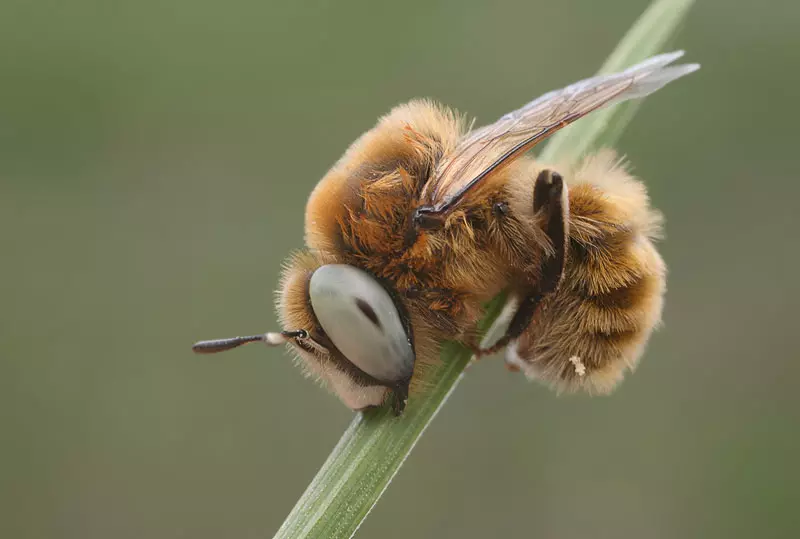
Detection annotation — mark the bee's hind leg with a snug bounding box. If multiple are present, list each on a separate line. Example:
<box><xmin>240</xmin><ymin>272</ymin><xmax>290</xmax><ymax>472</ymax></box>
<box><xmin>472</xmin><ymin>169</ymin><xmax>569</xmax><ymax>357</ymax></box>
<box><xmin>471</xmin><ymin>293</ymin><xmax>546</xmax><ymax>357</ymax></box>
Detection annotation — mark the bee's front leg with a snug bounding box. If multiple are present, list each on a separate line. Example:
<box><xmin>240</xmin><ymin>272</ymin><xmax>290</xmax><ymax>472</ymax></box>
<box><xmin>473</xmin><ymin>169</ymin><xmax>569</xmax><ymax>357</ymax></box>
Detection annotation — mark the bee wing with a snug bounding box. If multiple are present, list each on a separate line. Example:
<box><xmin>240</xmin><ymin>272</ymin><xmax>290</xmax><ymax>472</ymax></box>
<box><xmin>419</xmin><ymin>51</ymin><xmax>699</xmax><ymax>213</ymax></box>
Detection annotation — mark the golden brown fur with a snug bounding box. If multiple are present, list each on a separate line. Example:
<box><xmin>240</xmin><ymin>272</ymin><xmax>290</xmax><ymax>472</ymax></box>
<box><xmin>278</xmin><ymin>102</ymin><xmax>665</xmax><ymax>404</ymax></box>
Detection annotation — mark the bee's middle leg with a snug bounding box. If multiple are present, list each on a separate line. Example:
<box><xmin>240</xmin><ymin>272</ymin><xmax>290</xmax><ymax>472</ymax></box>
<box><xmin>473</xmin><ymin>169</ymin><xmax>569</xmax><ymax>357</ymax></box>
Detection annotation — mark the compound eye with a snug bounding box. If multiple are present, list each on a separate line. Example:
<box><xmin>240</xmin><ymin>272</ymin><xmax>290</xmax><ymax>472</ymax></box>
<box><xmin>308</xmin><ymin>265</ymin><xmax>414</xmax><ymax>384</ymax></box>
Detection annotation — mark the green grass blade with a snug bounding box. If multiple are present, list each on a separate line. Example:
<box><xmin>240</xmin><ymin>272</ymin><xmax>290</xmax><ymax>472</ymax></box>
<box><xmin>274</xmin><ymin>1</ymin><xmax>695</xmax><ymax>537</ymax></box>
<box><xmin>274</xmin><ymin>295</ymin><xmax>507</xmax><ymax>539</ymax></box>
<box><xmin>539</xmin><ymin>0</ymin><xmax>696</xmax><ymax>163</ymax></box>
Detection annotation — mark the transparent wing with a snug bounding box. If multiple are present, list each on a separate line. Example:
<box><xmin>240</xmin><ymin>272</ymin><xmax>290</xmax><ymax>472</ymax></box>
<box><xmin>419</xmin><ymin>51</ymin><xmax>699</xmax><ymax>212</ymax></box>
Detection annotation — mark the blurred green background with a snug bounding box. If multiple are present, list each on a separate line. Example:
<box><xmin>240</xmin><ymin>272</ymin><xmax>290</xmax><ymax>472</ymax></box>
<box><xmin>2</xmin><ymin>1</ymin><xmax>798</xmax><ymax>537</ymax></box>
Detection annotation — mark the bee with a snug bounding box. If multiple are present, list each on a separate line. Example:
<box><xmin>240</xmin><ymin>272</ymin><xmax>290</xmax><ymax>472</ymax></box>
<box><xmin>193</xmin><ymin>51</ymin><xmax>699</xmax><ymax>414</ymax></box>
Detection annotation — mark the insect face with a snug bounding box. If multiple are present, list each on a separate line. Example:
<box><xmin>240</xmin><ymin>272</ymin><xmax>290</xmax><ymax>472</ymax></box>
<box><xmin>193</xmin><ymin>258</ymin><xmax>415</xmax><ymax>413</ymax></box>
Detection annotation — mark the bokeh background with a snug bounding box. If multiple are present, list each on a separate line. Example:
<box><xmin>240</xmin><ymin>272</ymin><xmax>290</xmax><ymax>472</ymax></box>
<box><xmin>2</xmin><ymin>1</ymin><xmax>798</xmax><ymax>537</ymax></box>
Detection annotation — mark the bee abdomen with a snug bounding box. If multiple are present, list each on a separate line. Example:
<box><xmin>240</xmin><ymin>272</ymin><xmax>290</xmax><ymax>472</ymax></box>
<box><xmin>507</xmin><ymin>151</ymin><xmax>665</xmax><ymax>394</ymax></box>
<box><xmin>509</xmin><ymin>240</ymin><xmax>664</xmax><ymax>394</ymax></box>
<box><xmin>570</xmin><ymin>238</ymin><xmax>665</xmax><ymax>335</ymax></box>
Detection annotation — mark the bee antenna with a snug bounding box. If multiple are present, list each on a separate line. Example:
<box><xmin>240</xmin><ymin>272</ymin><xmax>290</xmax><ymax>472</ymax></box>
<box><xmin>191</xmin><ymin>330</ymin><xmax>307</xmax><ymax>354</ymax></box>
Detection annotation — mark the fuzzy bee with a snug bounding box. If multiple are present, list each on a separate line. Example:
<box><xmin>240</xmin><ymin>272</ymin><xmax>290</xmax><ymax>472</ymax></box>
<box><xmin>193</xmin><ymin>52</ymin><xmax>699</xmax><ymax>414</ymax></box>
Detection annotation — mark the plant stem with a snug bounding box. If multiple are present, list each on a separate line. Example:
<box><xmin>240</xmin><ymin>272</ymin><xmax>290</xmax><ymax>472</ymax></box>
<box><xmin>540</xmin><ymin>0</ymin><xmax>696</xmax><ymax>163</ymax></box>
<box><xmin>274</xmin><ymin>1</ymin><xmax>695</xmax><ymax>537</ymax></box>
<box><xmin>274</xmin><ymin>296</ymin><xmax>506</xmax><ymax>539</ymax></box>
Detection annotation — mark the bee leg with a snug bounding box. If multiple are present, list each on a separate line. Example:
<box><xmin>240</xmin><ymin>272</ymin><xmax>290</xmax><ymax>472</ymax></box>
<box><xmin>474</xmin><ymin>169</ymin><xmax>569</xmax><ymax>357</ymax></box>
<box><xmin>532</xmin><ymin>169</ymin><xmax>569</xmax><ymax>291</ymax></box>
<box><xmin>389</xmin><ymin>380</ymin><xmax>410</xmax><ymax>415</ymax></box>
<box><xmin>472</xmin><ymin>293</ymin><xmax>545</xmax><ymax>356</ymax></box>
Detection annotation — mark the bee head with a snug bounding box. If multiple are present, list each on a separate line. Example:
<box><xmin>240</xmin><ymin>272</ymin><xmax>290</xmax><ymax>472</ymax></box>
<box><xmin>192</xmin><ymin>253</ymin><xmax>415</xmax><ymax>413</ymax></box>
